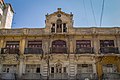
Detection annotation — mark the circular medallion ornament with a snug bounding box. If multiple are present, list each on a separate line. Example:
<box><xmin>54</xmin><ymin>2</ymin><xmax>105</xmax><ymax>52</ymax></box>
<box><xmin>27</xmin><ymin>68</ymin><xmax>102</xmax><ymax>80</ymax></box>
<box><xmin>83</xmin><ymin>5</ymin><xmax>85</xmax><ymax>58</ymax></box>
<box><xmin>57</xmin><ymin>14</ymin><xmax>61</xmax><ymax>17</ymax></box>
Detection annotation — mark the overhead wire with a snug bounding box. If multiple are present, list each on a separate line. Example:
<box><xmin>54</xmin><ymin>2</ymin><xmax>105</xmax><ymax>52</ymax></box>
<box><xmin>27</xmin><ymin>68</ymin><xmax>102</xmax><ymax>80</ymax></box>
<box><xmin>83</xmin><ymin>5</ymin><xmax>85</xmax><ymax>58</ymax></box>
<box><xmin>90</xmin><ymin>0</ymin><xmax>97</xmax><ymax>26</ymax></box>
<box><xmin>100</xmin><ymin>0</ymin><xmax>105</xmax><ymax>27</ymax></box>
<box><xmin>83</xmin><ymin>0</ymin><xmax>89</xmax><ymax>27</ymax></box>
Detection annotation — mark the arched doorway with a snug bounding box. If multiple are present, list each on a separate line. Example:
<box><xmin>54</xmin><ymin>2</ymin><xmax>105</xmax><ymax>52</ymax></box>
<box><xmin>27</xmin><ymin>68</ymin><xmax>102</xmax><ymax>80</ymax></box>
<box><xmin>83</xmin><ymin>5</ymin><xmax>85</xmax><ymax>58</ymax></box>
<box><xmin>50</xmin><ymin>63</ymin><xmax>68</xmax><ymax>79</ymax></box>
<box><xmin>56</xmin><ymin>63</ymin><xmax>62</xmax><ymax>73</ymax></box>
<box><xmin>51</xmin><ymin>40</ymin><xmax>67</xmax><ymax>54</ymax></box>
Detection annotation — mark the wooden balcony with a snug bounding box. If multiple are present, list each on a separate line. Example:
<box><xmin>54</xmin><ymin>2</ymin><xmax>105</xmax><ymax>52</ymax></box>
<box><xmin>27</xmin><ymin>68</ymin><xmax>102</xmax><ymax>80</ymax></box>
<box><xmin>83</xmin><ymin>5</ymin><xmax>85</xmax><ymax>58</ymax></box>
<box><xmin>1</xmin><ymin>48</ymin><xmax>19</xmax><ymax>54</ymax></box>
<box><xmin>76</xmin><ymin>47</ymin><xmax>94</xmax><ymax>54</ymax></box>
<box><xmin>102</xmin><ymin>73</ymin><xmax>120</xmax><ymax>80</ymax></box>
<box><xmin>50</xmin><ymin>47</ymin><xmax>67</xmax><ymax>54</ymax></box>
<box><xmin>76</xmin><ymin>73</ymin><xmax>98</xmax><ymax>80</ymax></box>
<box><xmin>24</xmin><ymin>48</ymin><xmax>43</xmax><ymax>54</ymax></box>
<box><xmin>100</xmin><ymin>47</ymin><xmax>119</xmax><ymax>54</ymax></box>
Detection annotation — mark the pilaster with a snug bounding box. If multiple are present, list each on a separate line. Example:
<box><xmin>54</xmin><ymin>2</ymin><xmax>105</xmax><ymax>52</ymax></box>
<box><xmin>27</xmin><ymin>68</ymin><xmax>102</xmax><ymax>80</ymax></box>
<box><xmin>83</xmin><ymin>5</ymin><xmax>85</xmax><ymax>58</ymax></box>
<box><xmin>92</xmin><ymin>35</ymin><xmax>99</xmax><ymax>54</ymax></box>
<box><xmin>20</xmin><ymin>37</ymin><xmax>26</xmax><ymax>54</ymax></box>
<box><xmin>0</xmin><ymin>37</ymin><xmax>5</xmax><ymax>48</ymax></box>
<box><xmin>0</xmin><ymin>38</ymin><xmax>4</xmax><ymax>73</ymax></box>
<box><xmin>18</xmin><ymin>55</ymin><xmax>24</xmax><ymax>79</ymax></box>
<box><xmin>116</xmin><ymin>35</ymin><xmax>120</xmax><ymax>52</ymax></box>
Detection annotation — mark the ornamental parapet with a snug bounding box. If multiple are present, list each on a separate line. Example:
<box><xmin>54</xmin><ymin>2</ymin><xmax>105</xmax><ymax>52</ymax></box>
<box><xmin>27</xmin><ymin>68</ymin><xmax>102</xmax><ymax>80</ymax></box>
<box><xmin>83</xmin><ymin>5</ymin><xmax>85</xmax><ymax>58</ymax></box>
<box><xmin>0</xmin><ymin>28</ymin><xmax>45</xmax><ymax>36</ymax></box>
<box><xmin>74</xmin><ymin>27</ymin><xmax>120</xmax><ymax>35</ymax></box>
<box><xmin>0</xmin><ymin>27</ymin><xmax>120</xmax><ymax>36</ymax></box>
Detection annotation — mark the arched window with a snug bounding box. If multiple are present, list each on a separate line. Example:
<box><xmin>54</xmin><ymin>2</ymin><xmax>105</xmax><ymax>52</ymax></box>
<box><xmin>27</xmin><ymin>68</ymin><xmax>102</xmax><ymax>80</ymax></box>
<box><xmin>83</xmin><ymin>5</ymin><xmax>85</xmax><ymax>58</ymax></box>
<box><xmin>56</xmin><ymin>19</ymin><xmax>62</xmax><ymax>33</ymax></box>
<box><xmin>63</xmin><ymin>23</ymin><xmax>67</xmax><ymax>32</ymax></box>
<box><xmin>51</xmin><ymin>23</ymin><xmax>55</xmax><ymax>33</ymax></box>
<box><xmin>51</xmin><ymin>40</ymin><xmax>67</xmax><ymax>54</ymax></box>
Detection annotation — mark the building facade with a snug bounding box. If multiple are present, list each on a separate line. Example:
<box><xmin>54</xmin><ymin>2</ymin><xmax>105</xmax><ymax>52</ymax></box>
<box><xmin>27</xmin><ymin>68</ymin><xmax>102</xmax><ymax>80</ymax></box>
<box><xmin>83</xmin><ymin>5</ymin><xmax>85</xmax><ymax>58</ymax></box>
<box><xmin>0</xmin><ymin>7</ymin><xmax>120</xmax><ymax>80</ymax></box>
<box><xmin>0</xmin><ymin>0</ymin><xmax>14</xmax><ymax>29</ymax></box>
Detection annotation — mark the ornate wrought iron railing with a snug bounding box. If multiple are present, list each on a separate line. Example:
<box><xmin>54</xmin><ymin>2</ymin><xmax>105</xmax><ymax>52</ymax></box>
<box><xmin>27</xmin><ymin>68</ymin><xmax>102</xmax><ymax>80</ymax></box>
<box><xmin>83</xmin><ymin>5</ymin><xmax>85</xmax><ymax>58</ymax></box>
<box><xmin>22</xmin><ymin>73</ymin><xmax>42</xmax><ymax>80</ymax></box>
<box><xmin>101</xmin><ymin>73</ymin><xmax>120</xmax><ymax>80</ymax></box>
<box><xmin>0</xmin><ymin>73</ymin><xmax>17</xmax><ymax>80</ymax></box>
<box><xmin>76</xmin><ymin>73</ymin><xmax>98</xmax><ymax>80</ymax></box>
<box><xmin>76</xmin><ymin>47</ymin><xmax>94</xmax><ymax>54</ymax></box>
<box><xmin>100</xmin><ymin>47</ymin><xmax>119</xmax><ymax>54</ymax></box>
<box><xmin>49</xmin><ymin>73</ymin><xmax>68</xmax><ymax>79</ymax></box>
<box><xmin>50</xmin><ymin>47</ymin><xmax>68</xmax><ymax>54</ymax></box>
<box><xmin>24</xmin><ymin>48</ymin><xmax>43</xmax><ymax>54</ymax></box>
<box><xmin>1</xmin><ymin>48</ymin><xmax>19</xmax><ymax>54</ymax></box>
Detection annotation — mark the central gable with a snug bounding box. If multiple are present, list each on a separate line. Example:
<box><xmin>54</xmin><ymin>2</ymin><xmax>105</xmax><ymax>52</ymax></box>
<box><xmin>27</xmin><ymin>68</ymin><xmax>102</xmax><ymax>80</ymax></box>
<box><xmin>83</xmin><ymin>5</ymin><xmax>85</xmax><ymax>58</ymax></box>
<box><xmin>45</xmin><ymin>8</ymin><xmax>74</xmax><ymax>33</ymax></box>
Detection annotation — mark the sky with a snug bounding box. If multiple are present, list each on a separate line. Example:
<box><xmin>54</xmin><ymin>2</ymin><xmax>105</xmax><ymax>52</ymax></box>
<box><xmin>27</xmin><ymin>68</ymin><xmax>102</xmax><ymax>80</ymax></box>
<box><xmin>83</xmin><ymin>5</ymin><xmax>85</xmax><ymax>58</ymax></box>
<box><xmin>4</xmin><ymin>0</ymin><xmax>120</xmax><ymax>28</ymax></box>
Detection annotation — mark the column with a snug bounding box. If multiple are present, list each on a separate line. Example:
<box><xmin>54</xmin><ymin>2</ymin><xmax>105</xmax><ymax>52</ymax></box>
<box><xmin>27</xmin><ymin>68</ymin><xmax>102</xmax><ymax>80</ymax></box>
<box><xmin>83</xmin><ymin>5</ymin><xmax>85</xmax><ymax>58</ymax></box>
<box><xmin>0</xmin><ymin>63</ymin><xmax>2</xmax><ymax>73</ymax></box>
<box><xmin>18</xmin><ymin>37</ymin><xmax>26</xmax><ymax>78</ymax></box>
<box><xmin>0</xmin><ymin>54</ymin><xmax>2</xmax><ymax>73</ymax></box>
<box><xmin>55</xmin><ymin>24</ymin><xmax>56</xmax><ymax>33</ymax></box>
<box><xmin>62</xmin><ymin>24</ymin><xmax>63</xmax><ymax>33</ymax></box>
<box><xmin>43</xmin><ymin>39</ymin><xmax>49</xmax><ymax>54</ymax></box>
<box><xmin>93</xmin><ymin>63</ymin><xmax>96</xmax><ymax>73</ymax></box>
<box><xmin>116</xmin><ymin>35</ymin><xmax>120</xmax><ymax>52</ymax></box>
<box><xmin>92</xmin><ymin>35</ymin><xmax>99</xmax><ymax>54</ymax></box>
<box><xmin>0</xmin><ymin>38</ymin><xmax>4</xmax><ymax>73</ymax></box>
<box><xmin>20</xmin><ymin>37</ymin><xmax>26</xmax><ymax>54</ymax></box>
<box><xmin>0</xmin><ymin>38</ymin><xmax>5</xmax><ymax>48</ymax></box>
<box><xmin>69</xmin><ymin>36</ymin><xmax>74</xmax><ymax>53</ymax></box>
<box><xmin>18</xmin><ymin>57</ymin><xmax>24</xmax><ymax>78</ymax></box>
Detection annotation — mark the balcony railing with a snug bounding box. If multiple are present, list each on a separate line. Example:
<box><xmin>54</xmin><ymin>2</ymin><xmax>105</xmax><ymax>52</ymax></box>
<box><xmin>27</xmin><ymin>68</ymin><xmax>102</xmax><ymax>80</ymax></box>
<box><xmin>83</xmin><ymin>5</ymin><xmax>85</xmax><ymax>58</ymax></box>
<box><xmin>0</xmin><ymin>73</ymin><xmax>17</xmax><ymax>80</ymax></box>
<box><xmin>22</xmin><ymin>73</ymin><xmax>42</xmax><ymax>80</ymax></box>
<box><xmin>76</xmin><ymin>73</ymin><xmax>98</xmax><ymax>80</ymax></box>
<box><xmin>102</xmin><ymin>73</ymin><xmax>120</xmax><ymax>80</ymax></box>
<box><xmin>76</xmin><ymin>47</ymin><xmax>94</xmax><ymax>54</ymax></box>
<box><xmin>50</xmin><ymin>47</ymin><xmax>67</xmax><ymax>54</ymax></box>
<box><xmin>1</xmin><ymin>48</ymin><xmax>19</xmax><ymax>54</ymax></box>
<box><xmin>100</xmin><ymin>47</ymin><xmax>119</xmax><ymax>54</ymax></box>
<box><xmin>49</xmin><ymin>73</ymin><xmax>68</xmax><ymax>79</ymax></box>
<box><xmin>24</xmin><ymin>48</ymin><xmax>43</xmax><ymax>54</ymax></box>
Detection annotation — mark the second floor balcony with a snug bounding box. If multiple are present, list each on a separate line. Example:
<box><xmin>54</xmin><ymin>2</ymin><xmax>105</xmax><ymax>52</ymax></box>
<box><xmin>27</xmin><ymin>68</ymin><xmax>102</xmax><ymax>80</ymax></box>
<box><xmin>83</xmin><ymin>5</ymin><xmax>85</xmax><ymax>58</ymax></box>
<box><xmin>24</xmin><ymin>48</ymin><xmax>43</xmax><ymax>54</ymax></box>
<box><xmin>50</xmin><ymin>47</ymin><xmax>68</xmax><ymax>54</ymax></box>
<box><xmin>101</xmin><ymin>73</ymin><xmax>120</xmax><ymax>80</ymax></box>
<box><xmin>1</xmin><ymin>48</ymin><xmax>19</xmax><ymax>54</ymax></box>
<box><xmin>76</xmin><ymin>73</ymin><xmax>98</xmax><ymax>80</ymax></box>
<box><xmin>49</xmin><ymin>73</ymin><xmax>68</xmax><ymax>79</ymax></box>
<box><xmin>21</xmin><ymin>73</ymin><xmax>42</xmax><ymax>80</ymax></box>
<box><xmin>100</xmin><ymin>47</ymin><xmax>119</xmax><ymax>54</ymax></box>
<box><xmin>76</xmin><ymin>47</ymin><xmax>94</xmax><ymax>54</ymax></box>
<box><xmin>0</xmin><ymin>73</ymin><xmax>17</xmax><ymax>80</ymax></box>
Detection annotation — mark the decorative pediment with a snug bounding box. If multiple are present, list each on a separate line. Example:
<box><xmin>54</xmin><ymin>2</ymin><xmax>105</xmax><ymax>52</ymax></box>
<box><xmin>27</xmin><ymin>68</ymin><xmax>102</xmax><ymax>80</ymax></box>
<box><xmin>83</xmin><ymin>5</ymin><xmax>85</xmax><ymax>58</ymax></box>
<box><xmin>45</xmin><ymin>8</ymin><xmax>74</xmax><ymax>33</ymax></box>
<box><xmin>46</xmin><ymin>8</ymin><xmax>73</xmax><ymax>18</ymax></box>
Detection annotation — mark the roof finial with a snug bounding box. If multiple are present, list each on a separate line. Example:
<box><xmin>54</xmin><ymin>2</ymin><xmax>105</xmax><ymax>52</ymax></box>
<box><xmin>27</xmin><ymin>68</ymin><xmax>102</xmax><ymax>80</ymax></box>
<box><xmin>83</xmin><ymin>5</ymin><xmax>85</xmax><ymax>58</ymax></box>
<box><xmin>57</xmin><ymin>8</ymin><xmax>61</xmax><ymax>11</ymax></box>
